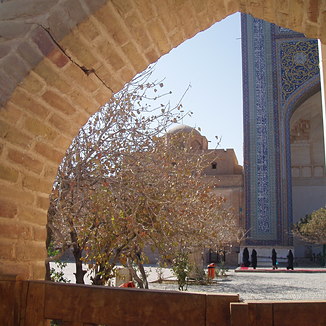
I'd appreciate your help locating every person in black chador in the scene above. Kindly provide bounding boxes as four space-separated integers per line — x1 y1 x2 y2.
243 247 250 267
272 248 278 270
287 249 294 270
251 249 257 269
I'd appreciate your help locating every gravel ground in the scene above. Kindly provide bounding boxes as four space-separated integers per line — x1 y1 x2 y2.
51 263 326 301
150 270 326 301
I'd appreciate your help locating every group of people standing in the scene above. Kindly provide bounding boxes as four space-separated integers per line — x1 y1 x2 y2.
242 248 257 269
242 248 294 270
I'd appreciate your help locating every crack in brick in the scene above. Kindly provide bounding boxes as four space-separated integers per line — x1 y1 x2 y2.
38 24 114 94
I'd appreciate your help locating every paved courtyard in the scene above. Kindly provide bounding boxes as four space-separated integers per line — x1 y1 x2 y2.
51 263 326 301
150 269 326 301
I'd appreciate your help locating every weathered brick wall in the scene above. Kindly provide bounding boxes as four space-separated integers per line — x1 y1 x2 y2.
0 0 325 280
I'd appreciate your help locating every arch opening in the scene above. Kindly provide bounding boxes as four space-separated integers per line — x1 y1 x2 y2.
0 0 326 279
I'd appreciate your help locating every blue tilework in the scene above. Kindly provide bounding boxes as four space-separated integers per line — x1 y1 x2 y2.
241 14 320 245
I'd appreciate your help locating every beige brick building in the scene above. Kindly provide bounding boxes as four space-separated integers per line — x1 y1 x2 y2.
166 125 244 265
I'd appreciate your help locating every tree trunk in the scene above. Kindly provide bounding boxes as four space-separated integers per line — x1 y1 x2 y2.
137 261 148 289
127 258 144 288
71 230 86 284
73 246 87 284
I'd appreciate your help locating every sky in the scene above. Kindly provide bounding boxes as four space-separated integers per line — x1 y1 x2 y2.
148 12 244 163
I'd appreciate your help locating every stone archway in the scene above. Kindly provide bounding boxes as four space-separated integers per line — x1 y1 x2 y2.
0 0 325 280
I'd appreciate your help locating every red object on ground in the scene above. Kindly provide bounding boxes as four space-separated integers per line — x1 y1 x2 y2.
207 263 215 279
119 281 135 288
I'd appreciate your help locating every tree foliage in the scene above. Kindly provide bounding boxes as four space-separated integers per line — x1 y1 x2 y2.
47 66 243 287
48 66 187 283
171 251 192 291
293 207 326 244
82 133 242 286
47 242 70 283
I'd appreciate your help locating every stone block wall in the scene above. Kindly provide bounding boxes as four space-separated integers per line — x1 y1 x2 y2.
231 301 326 326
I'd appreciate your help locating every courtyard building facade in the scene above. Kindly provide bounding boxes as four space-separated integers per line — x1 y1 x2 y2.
242 14 326 264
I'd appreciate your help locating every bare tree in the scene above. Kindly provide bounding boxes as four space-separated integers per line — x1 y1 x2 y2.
47 66 188 283
82 132 242 287
48 66 242 286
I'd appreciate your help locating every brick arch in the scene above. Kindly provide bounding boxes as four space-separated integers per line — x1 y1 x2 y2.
0 0 325 280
